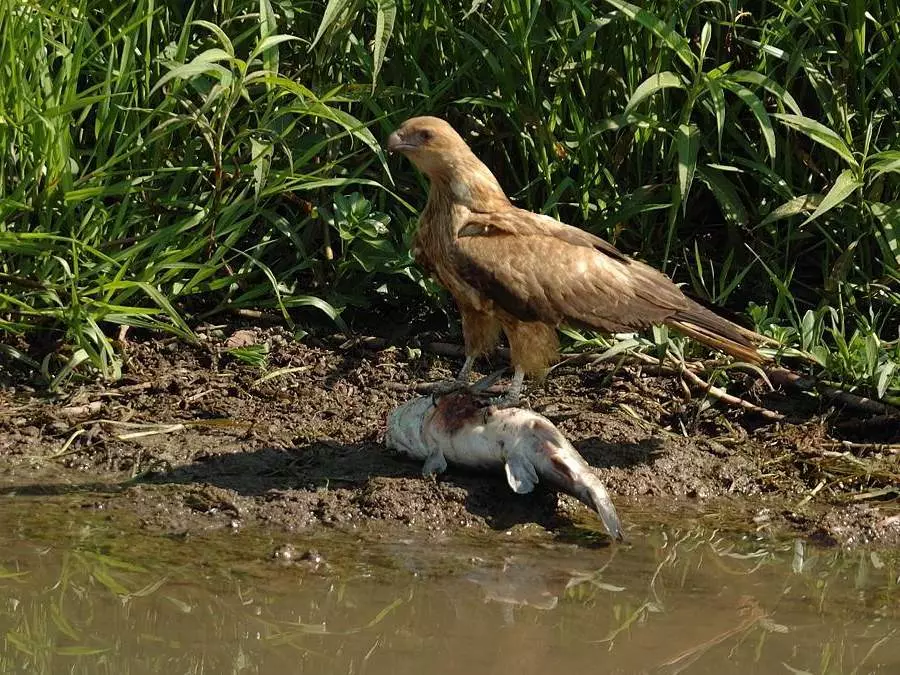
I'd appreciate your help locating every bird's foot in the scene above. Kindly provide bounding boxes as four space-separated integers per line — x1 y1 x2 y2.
486 368 526 409
424 355 480 396
429 369 507 400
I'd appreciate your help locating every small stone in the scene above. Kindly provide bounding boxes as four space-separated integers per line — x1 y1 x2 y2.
272 544 297 561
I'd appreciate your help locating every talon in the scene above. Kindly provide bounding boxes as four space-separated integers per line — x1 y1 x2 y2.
487 367 525 408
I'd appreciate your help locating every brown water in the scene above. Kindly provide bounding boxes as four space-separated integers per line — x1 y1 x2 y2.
1 497 898 675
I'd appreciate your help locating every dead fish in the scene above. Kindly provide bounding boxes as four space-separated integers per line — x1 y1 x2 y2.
385 389 623 541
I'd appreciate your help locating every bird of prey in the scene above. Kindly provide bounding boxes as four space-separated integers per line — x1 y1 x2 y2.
387 116 768 406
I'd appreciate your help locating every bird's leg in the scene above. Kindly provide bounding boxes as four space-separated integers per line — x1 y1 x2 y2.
489 367 525 408
429 355 476 395
455 355 475 384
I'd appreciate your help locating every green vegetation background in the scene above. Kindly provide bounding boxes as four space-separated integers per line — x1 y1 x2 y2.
1 0 898 400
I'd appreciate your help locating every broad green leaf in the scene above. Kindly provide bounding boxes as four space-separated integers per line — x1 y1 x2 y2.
173 3 197 62
706 62 733 79
243 72 317 99
260 0 277 35
676 124 700 212
799 309 817 351
289 102 388 171
697 165 749 225
596 338 643 361
625 72 684 113
826 238 860 293
250 137 272 200
699 22 711 64
193 20 235 57
720 80 776 159
258 0 279 79
64 183 134 203
151 61 233 95
192 48 234 64
730 71 802 115
802 169 862 226
867 151 900 179
372 0 397 87
876 362 895 399
250 35 299 65
870 202 900 266
705 78 725 152
603 0 695 69
281 296 347 331
311 0 354 50
49 349 90 392
848 0 866 66
759 194 824 226
865 333 879 373
773 114 858 168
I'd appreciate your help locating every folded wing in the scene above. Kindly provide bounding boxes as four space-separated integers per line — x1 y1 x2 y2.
452 209 689 331
451 208 764 362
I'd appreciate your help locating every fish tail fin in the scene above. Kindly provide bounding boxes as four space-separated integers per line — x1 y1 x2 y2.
544 436 623 541
580 474 624 542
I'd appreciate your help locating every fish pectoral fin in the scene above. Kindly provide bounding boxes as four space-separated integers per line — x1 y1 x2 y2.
422 450 448 477
504 455 539 494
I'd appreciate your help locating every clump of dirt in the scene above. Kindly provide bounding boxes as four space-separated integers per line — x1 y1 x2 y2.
1 325 898 546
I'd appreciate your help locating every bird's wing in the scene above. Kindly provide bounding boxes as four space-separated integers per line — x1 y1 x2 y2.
451 209 691 332
457 209 630 263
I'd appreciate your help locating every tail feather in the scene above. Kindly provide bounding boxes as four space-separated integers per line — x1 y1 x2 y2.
667 300 771 364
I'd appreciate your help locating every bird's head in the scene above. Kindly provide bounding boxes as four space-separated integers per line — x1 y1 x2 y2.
386 116 471 178
387 116 509 208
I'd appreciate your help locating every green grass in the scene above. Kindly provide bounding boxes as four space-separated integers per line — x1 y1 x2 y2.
1 0 898 403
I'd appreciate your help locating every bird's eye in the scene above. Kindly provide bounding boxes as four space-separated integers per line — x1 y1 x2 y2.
419 129 433 143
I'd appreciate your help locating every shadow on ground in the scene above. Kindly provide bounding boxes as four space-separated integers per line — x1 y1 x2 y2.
0 436 659 536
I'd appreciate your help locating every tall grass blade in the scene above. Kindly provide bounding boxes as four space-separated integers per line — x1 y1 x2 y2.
802 170 863 226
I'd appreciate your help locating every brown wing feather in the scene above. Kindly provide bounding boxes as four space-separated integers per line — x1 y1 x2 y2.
452 209 766 362
461 209 631 263
453 210 689 332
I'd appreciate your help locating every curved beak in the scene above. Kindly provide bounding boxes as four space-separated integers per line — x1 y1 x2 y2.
386 131 413 153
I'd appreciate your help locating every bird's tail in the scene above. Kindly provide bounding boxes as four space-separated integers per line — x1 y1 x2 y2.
666 299 773 365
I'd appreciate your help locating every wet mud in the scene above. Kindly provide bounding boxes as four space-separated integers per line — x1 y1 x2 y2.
1 325 898 546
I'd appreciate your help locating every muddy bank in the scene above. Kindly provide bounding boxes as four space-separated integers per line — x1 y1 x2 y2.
1 325 898 547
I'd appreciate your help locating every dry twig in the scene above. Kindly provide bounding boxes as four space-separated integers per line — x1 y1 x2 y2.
680 366 785 421
769 368 900 418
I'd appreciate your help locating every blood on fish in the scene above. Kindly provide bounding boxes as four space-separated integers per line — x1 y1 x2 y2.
432 392 490 434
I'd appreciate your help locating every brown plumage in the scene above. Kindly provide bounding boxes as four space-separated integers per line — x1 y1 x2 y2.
387 116 769 404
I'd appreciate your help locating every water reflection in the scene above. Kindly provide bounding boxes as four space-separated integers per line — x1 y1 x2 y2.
0 501 897 674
